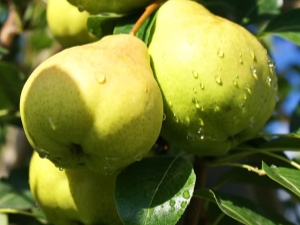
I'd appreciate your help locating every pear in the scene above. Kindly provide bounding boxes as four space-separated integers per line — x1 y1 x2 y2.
20 34 163 174
29 152 122 225
47 0 99 48
67 0 154 15
148 0 278 156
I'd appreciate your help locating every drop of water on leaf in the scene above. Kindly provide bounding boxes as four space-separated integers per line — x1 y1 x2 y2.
217 49 224 58
96 74 106 84
214 75 222 85
181 202 187 208
38 148 49 159
183 190 190 199
170 200 176 207
192 70 198 78
199 81 205 90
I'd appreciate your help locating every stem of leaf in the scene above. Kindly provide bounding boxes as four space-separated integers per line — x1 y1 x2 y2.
130 0 165 36
211 213 225 225
208 162 266 176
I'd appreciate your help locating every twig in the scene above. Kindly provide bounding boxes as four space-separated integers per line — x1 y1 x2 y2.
130 0 166 36
184 157 208 225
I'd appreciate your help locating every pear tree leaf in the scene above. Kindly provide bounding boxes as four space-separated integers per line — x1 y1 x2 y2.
257 135 300 151
290 102 300 133
87 14 123 38
114 156 196 225
259 8 300 45
262 162 300 197
194 189 279 225
0 168 35 209
113 10 157 43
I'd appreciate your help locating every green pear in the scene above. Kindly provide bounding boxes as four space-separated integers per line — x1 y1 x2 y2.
148 0 278 156
20 34 163 174
67 0 154 15
47 0 99 48
29 152 122 225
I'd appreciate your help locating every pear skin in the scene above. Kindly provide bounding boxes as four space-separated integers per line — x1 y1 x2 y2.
148 0 278 156
20 34 163 174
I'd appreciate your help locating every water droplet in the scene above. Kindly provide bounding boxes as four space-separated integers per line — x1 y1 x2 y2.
217 66 222 71
77 4 85 12
134 152 143 161
196 127 204 140
195 102 200 109
266 77 272 86
239 58 243 64
162 113 166 121
183 190 190 199
199 81 205 90
192 98 196 104
192 71 198 78
250 66 258 79
221 37 226 43
202 39 207 46
105 157 119 166
162 52 167 59
275 95 280 102
268 59 276 68
193 87 197 93
188 34 195 45
170 200 176 207
213 101 220 111
250 51 256 61
272 81 278 90
168 100 172 108
96 74 106 84
199 118 204 126
243 93 247 100
217 49 224 58
235 74 239 79
38 148 49 159
173 113 179 122
181 201 187 208
233 80 239 88
240 101 245 109
48 117 56 130
245 84 251 94
215 75 222 85
59 167 64 171
238 52 242 57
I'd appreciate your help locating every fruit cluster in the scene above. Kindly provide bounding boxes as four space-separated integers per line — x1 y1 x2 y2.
20 0 278 224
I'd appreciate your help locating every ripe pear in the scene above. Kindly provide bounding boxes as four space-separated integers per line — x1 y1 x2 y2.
20 34 163 174
67 0 154 15
29 152 122 225
148 0 278 156
47 0 99 48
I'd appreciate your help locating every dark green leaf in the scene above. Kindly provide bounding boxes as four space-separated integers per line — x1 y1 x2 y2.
87 14 122 38
194 189 280 225
0 168 35 209
115 156 196 225
259 8 300 45
290 102 300 133
258 135 300 151
262 162 300 198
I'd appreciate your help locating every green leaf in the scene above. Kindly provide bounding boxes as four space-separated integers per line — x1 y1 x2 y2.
262 162 300 198
194 189 280 225
115 156 196 225
258 135 300 151
87 14 122 38
290 103 300 133
0 168 35 209
259 8 300 45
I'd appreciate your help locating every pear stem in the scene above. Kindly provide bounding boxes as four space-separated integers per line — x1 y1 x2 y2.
130 0 165 36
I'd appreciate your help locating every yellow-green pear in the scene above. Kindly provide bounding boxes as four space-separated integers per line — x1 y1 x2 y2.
67 0 154 15
148 0 278 156
29 152 122 225
47 0 99 48
20 34 163 174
